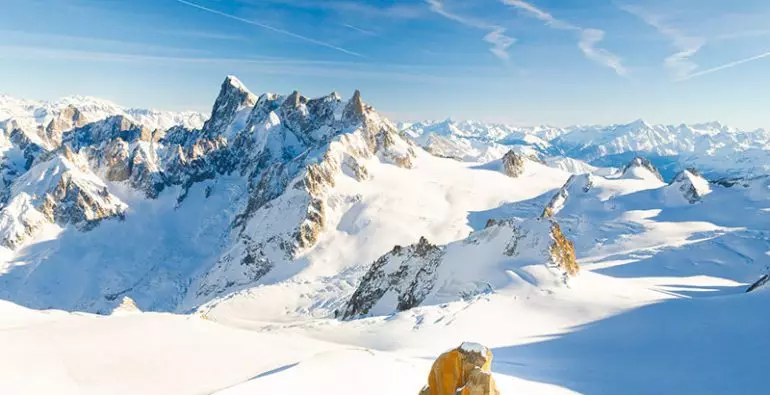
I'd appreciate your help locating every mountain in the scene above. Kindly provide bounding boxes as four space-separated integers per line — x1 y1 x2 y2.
0 76 420 313
399 118 770 180
343 217 578 319
2 78 770 395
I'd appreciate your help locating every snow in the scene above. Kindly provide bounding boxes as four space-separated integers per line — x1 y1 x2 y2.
195 151 572 320
0 94 206 134
400 118 770 179
2 87 770 395
460 341 489 356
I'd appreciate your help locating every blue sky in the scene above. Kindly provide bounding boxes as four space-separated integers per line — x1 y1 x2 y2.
1 0 770 129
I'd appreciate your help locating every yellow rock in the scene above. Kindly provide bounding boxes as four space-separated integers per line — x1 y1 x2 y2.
419 343 500 395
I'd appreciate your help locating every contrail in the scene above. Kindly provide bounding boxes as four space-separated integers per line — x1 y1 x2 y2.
174 0 364 58
679 50 770 81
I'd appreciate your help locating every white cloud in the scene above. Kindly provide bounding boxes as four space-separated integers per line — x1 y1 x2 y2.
501 0 627 76
426 0 516 61
579 29 628 76
619 4 704 80
484 28 517 61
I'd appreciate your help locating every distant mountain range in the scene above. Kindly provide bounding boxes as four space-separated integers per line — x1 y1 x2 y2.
399 119 770 180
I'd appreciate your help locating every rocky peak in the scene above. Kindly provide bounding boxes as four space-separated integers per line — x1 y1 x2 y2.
342 90 366 124
622 156 664 182
342 236 445 319
201 76 258 137
245 93 282 127
501 150 526 178
63 115 150 151
542 173 595 217
667 168 711 204
44 104 89 148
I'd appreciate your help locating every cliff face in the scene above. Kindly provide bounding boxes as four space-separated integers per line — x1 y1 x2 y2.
183 84 416 300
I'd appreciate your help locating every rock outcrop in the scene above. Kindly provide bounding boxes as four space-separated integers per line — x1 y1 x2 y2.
111 296 141 315
501 150 525 178
542 173 596 217
43 105 89 148
666 168 711 204
343 218 578 318
201 75 258 138
343 237 444 318
419 342 499 395
621 156 664 182
746 274 769 293
0 155 126 248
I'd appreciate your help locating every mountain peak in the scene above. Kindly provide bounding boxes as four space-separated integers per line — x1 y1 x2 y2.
622 156 664 182
224 75 247 90
666 167 711 204
342 89 366 123
202 76 258 136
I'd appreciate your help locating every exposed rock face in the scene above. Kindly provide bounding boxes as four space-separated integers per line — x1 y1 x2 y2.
9 127 47 171
343 218 579 318
0 76 419 311
550 221 579 276
201 75 258 138
61 116 167 198
343 237 444 319
419 342 499 395
746 274 769 293
622 156 664 182
43 105 89 148
0 156 126 248
111 296 141 315
501 150 525 177
542 173 595 217
186 83 416 300
0 194 48 249
667 168 711 204
64 115 152 151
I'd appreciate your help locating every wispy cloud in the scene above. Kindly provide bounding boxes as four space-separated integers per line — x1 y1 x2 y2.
484 28 516 61
579 29 627 77
237 0 425 20
713 29 770 41
161 29 245 41
0 44 473 84
501 0 627 76
343 23 378 37
174 0 363 58
426 0 516 61
678 50 770 81
619 4 704 80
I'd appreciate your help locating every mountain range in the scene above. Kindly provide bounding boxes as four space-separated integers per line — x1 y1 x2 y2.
1 77 769 395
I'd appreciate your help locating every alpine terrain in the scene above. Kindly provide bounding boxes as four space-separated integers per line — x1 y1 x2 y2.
1 77 769 395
